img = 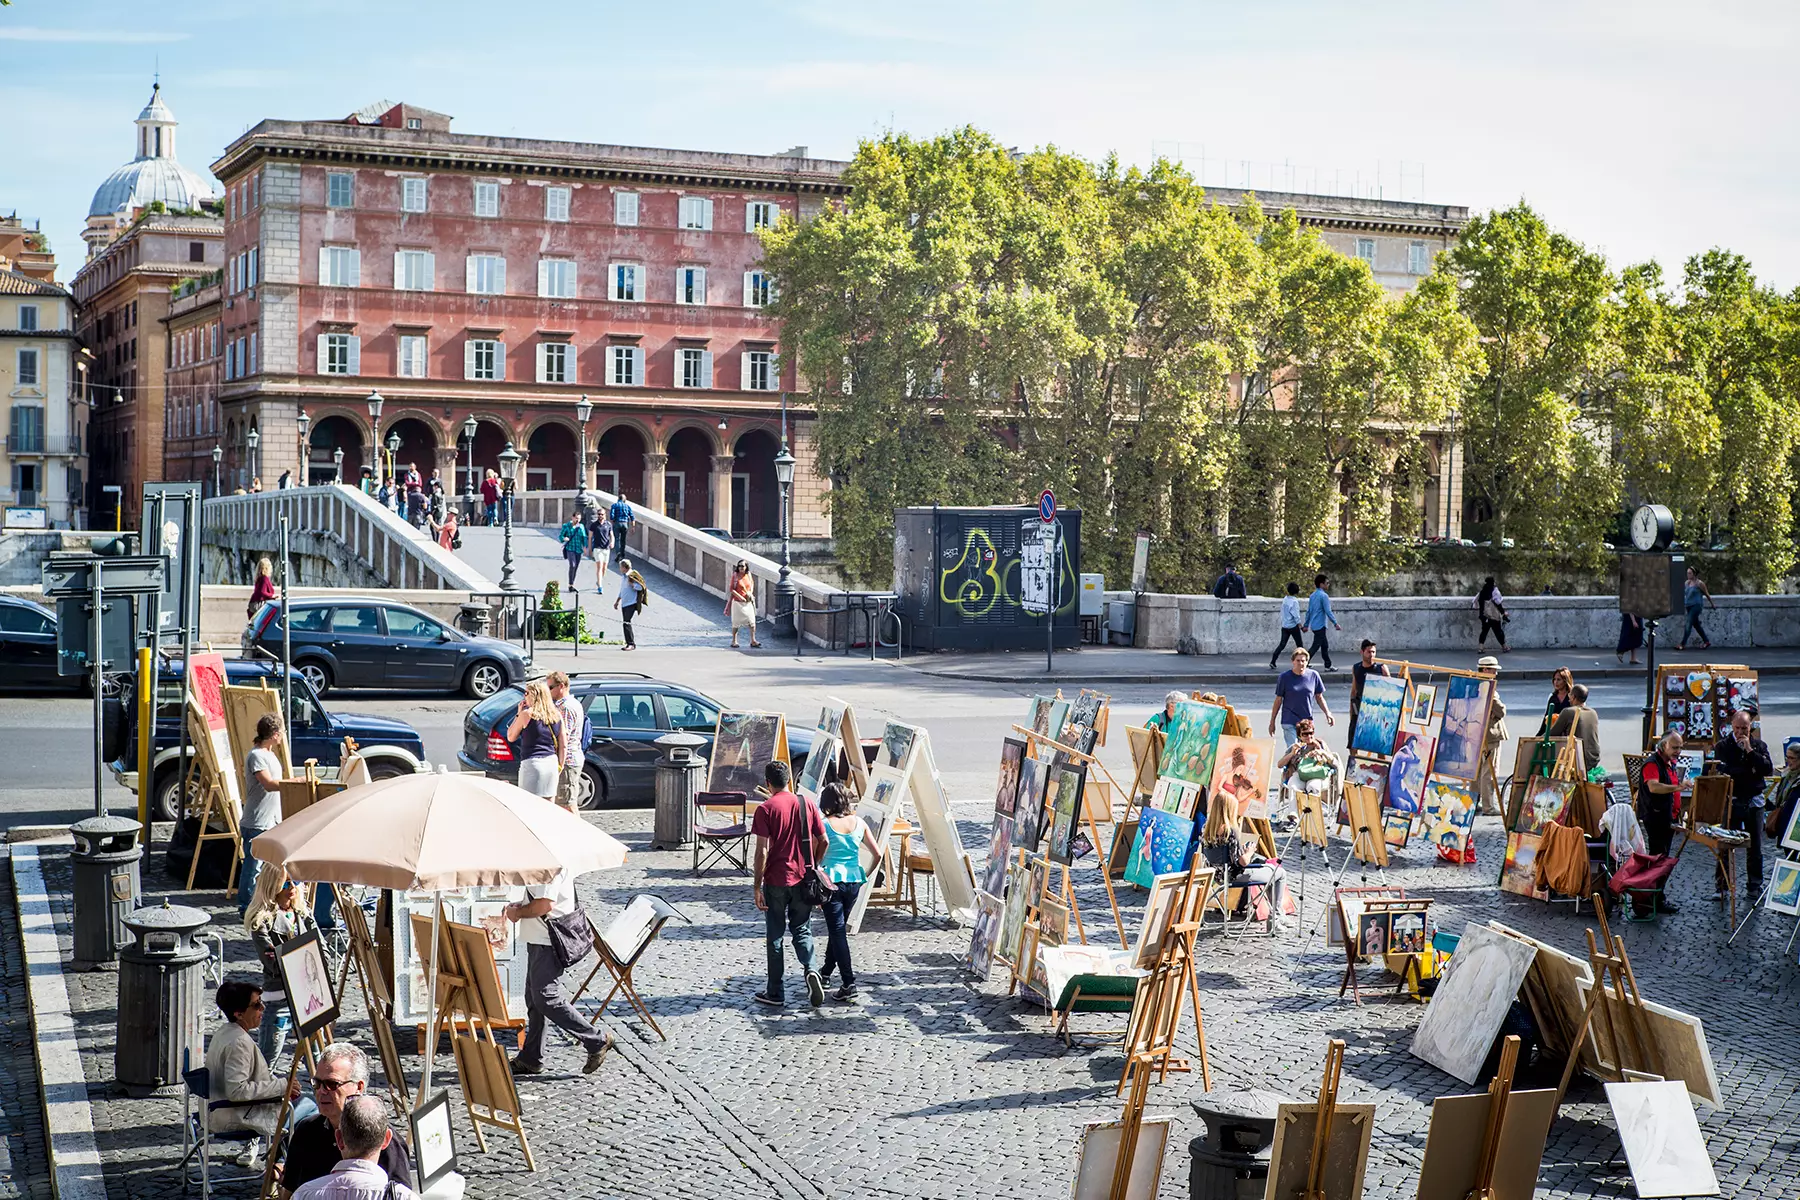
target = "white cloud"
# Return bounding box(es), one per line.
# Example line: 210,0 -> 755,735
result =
0,27 -> 190,43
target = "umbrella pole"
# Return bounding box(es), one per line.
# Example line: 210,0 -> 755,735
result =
422,893 -> 440,1099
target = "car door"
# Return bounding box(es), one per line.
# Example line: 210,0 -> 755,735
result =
285,685 -> 337,767
0,604 -> 59,688
590,690 -> 665,800
323,605 -> 388,689
381,607 -> 461,690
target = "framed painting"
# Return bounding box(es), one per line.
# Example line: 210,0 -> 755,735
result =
1351,674 -> 1407,757
1063,689 -> 1106,756
1434,675 -> 1493,780
980,814 -> 1014,896
1407,683 -> 1437,728
707,711 -> 787,797
275,927 -> 339,1040
796,731 -> 838,800
410,1089 -> 459,1192
1013,757 -> 1051,850
1357,910 -> 1390,958
1500,832 -> 1547,898
1781,800 -> 1800,854
1514,777 -> 1573,836
1385,732 -> 1434,814
878,720 -> 921,773
1767,860 -> 1800,915
1029,696 -> 1054,738
1389,909 -> 1428,955
1425,777 -> 1477,863
965,891 -> 1004,979
1156,700 -> 1229,789
1382,809 -> 1413,849
1046,763 -> 1087,865
1211,735 -> 1274,821
993,737 -> 1025,818
997,858 -> 1031,965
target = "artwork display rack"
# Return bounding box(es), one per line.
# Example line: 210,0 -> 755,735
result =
1336,896 -> 1432,1005
1011,722 -> 1129,947
1187,693 -> 1279,857
1555,899 -> 1661,1108
1651,663 -> 1757,752
183,703 -> 243,892
1115,856 -> 1212,1095
1007,852 -> 1084,998
1498,735 -> 1592,910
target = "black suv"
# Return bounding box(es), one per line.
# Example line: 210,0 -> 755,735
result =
244,598 -> 529,699
0,593 -> 89,693
114,658 -> 428,820
459,673 -> 819,808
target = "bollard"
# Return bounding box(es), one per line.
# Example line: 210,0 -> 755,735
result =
70,815 -> 143,968
116,903 -> 211,1094
1188,1089 -> 1290,1200
652,732 -> 708,850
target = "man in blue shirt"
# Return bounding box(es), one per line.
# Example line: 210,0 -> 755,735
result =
1268,648 -> 1335,750
1305,573 -> 1341,670
608,497 -> 635,562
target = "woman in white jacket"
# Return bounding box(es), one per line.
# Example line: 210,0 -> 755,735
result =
205,980 -> 307,1163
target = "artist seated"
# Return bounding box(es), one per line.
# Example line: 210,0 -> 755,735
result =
1199,790 -> 1290,924
280,1043 -> 414,1197
1278,719 -> 1339,798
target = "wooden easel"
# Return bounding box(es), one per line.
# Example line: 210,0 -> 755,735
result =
1331,782 -> 1389,893
1554,899 -> 1661,1108
1297,1038 -> 1346,1200
183,705 -> 242,891
256,1025 -> 332,1199
331,884 -> 410,1119
1115,857 -> 1212,1094
1336,897 -> 1431,1005
1467,1035 -> 1522,1200
1012,723 -> 1128,947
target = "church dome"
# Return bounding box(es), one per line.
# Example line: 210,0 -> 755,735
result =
86,83 -> 218,219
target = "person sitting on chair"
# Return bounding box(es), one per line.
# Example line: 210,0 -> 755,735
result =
1199,788 -> 1290,925
289,1094 -> 417,1200
1277,718 -> 1338,799
204,980 -> 306,1168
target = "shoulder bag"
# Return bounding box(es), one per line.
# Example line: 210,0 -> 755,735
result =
796,797 -> 835,907
545,904 -> 596,970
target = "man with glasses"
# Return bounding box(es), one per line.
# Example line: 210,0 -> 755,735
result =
280,1044 -> 413,1196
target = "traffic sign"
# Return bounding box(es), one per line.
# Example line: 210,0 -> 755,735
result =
1038,489 -> 1056,524
42,555 -> 167,598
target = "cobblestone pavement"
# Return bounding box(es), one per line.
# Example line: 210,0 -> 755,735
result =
14,762 -> 1800,1199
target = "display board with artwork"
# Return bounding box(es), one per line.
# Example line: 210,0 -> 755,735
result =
1653,663 -> 1757,749
706,711 -> 790,797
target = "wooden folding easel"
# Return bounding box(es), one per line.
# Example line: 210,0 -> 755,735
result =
330,884 -> 409,1120
1011,722 -> 1127,947
1336,897 -> 1432,1005
1115,857 -> 1212,1095
1297,1038 -> 1346,1200
183,705 -> 243,891
1467,1036 -> 1523,1200
256,1025 -> 333,1199
222,680 -> 295,778
1554,899 -> 1661,1108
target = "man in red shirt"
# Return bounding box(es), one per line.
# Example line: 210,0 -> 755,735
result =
751,761 -> 828,1007
1637,731 -> 1684,914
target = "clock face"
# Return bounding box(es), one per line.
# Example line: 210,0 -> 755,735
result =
1631,506 -> 1657,551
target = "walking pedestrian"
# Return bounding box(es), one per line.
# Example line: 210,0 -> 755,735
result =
1268,648 -> 1333,751
558,511 -> 589,588
1304,574 -> 1341,670
1476,576 -> 1510,651
547,671 -> 586,814
1213,563 -> 1247,599
1474,655 -> 1509,815
237,714 -> 286,914
506,680 -> 563,800
614,559 -> 647,650
1713,708 -> 1772,896
1538,666 -> 1574,735
816,782 -> 881,1002
589,516 -> 613,591
1616,612 -> 1644,665
501,873 -> 612,1076
608,494 -> 635,561
1678,566 -> 1716,649
751,761 -> 828,1008
248,557 -> 277,620
726,561 -> 762,649
1267,582 -> 1305,670
244,868 -> 316,1065
1637,732 -> 1684,913
480,469 -> 501,526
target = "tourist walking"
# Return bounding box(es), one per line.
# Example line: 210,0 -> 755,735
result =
547,671 -> 586,814
1199,787 -> 1289,924
1637,732 -> 1684,913
1616,611 -> 1644,664
1267,582 -> 1305,670
558,511 -> 589,588
1538,666 -> 1574,735
1548,684 -> 1603,777
1474,656 -> 1509,815
816,782 -> 881,1002
480,469 -> 501,525
1347,639 -> 1390,749
501,873 -> 612,1076
1713,708 -> 1772,894
1268,648 -> 1333,751
507,680 -> 563,800
751,761 -> 828,1008
614,559 -> 646,650
1213,563 -> 1247,599
248,557 -> 277,619
1476,576 -> 1510,651
429,508 -> 458,552
1679,566 -> 1715,650
1305,574 -> 1340,670
589,515 -> 613,590
608,495 -> 635,560
237,715 -> 286,913
726,561 -> 762,649
244,867 -> 317,1064
281,1044 -> 415,1196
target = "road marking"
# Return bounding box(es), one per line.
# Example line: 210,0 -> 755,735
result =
9,842 -> 107,1200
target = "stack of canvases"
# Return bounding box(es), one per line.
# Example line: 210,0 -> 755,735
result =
1499,775 -> 1581,899
1341,665 -> 1497,865
1125,698 -> 1274,891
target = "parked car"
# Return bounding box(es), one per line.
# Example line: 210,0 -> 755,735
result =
243,597 -> 529,698
113,657 -> 427,820
696,527 -> 734,541
460,673 -> 840,808
0,594 -> 86,693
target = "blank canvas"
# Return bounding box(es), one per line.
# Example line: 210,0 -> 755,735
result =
1415,1088 -> 1557,1200
1605,1080 -> 1719,1198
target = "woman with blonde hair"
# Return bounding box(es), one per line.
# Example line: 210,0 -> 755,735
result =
507,678 -> 564,798
248,557 -> 277,619
1199,786 -> 1289,925
243,864 -> 317,1064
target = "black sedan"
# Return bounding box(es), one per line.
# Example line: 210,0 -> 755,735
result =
0,593 -> 86,692
459,673 -> 822,808
244,598 -> 529,698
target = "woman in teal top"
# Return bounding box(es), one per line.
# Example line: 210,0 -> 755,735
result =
816,782 -> 882,1002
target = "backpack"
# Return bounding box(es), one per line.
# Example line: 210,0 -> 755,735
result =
580,713 -> 594,751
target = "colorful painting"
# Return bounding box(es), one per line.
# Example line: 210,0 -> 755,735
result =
1665,673 -> 1686,694
1156,700 -> 1229,789
1211,736 -> 1274,821
1385,732 -> 1433,814
1382,809 -> 1413,849
997,860 -> 1031,965
1125,806 -> 1195,890
1345,759 -> 1388,794
1781,801 -> 1800,854
1686,671 -> 1711,700
1352,674 -> 1407,757
980,815 -> 1014,896
878,720 -> 921,771
1389,910 -> 1427,954
1013,757 -> 1050,849
1500,831 -> 1547,898
817,700 -> 847,735
1768,860 -> 1800,915
1435,676 -> 1494,780
1685,701 -> 1714,741
1407,684 -> 1437,728
1357,911 -> 1390,958
1046,764 -> 1087,865
708,711 -> 786,797
1666,697 -> 1687,718
965,891 -> 1003,979
993,737 -> 1025,818
1150,776 -> 1201,819
1726,677 -> 1758,712
1515,776 -> 1573,836
1029,697 -> 1055,738
1425,777 -> 1477,864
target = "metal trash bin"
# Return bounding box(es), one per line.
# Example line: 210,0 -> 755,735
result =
70,815 -> 142,968
458,602 -> 492,637
1189,1089 -> 1289,1200
116,903 -> 211,1093
652,732 -> 707,850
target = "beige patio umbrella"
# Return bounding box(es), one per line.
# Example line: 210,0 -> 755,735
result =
252,768 -> 628,1097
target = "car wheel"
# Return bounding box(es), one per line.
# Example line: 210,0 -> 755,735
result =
366,759 -> 411,782
578,766 -> 605,810
153,764 -> 201,823
297,659 -> 332,697
464,660 -> 506,699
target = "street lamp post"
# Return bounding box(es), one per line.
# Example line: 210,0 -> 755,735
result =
296,409 -> 310,486
497,441 -> 520,593
332,447 -> 344,484
366,391 -> 385,490
210,443 -> 222,497
773,442 -> 797,637
575,395 -> 593,490
246,426 -> 260,489
461,415 -> 478,522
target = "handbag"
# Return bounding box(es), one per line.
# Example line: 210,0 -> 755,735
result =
545,907 -> 596,970
796,796 -> 835,906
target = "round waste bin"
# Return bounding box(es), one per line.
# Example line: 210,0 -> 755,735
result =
652,732 -> 707,850
70,815 -> 142,968
458,602 -> 493,637
1189,1089 -> 1290,1200
116,903 -> 211,1094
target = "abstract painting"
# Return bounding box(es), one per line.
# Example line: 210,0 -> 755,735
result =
1725,676 -> 1757,713
997,860 -> 1030,966
1767,859 -> 1800,915
1425,777 -> 1477,863
1124,806 -> 1195,890
1382,809 -> 1413,849
1013,757 -> 1050,850
1344,759 -> 1388,795
980,815 -> 1013,896
1435,675 -> 1494,780
1411,923 -> 1538,1084
878,720 -> 920,771
993,737 -> 1025,817
1605,1080 -> 1720,1198
1211,736 -> 1274,821
1352,673 -> 1407,757
1407,683 -> 1437,728
708,711 -> 785,797
1386,732 -> 1433,814
1514,777 -> 1573,836
965,891 -> 1004,980
1500,832 -> 1546,898
1157,700 -> 1229,789
1046,763 -> 1087,865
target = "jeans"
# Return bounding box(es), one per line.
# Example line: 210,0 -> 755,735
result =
1718,799 -> 1765,888
1683,606 -> 1709,646
818,880 -> 861,987
484,501 -> 498,526
1267,626 -> 1304,668
258,1009 -> 291,1065
519,941 -> 605,1066
1308,626 -> 1332,669
1277,723 -> 1299,751
612,522 -> 629,559
565,550 -> 583,587
236,826 -> 272,913
762,882 -> 816,999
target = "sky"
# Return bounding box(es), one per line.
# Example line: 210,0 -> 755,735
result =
4,0 -> 1798,288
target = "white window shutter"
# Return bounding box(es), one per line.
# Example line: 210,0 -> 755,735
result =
702,197 -> 714,230
494,341 -> 506,380
393,250 -> 406,288
743,272 -> 754,306
349,249 -> 361,287
699,350 -> 713,388
675,269 -> 686,303
535,342 -> 548,383
632,347 -> 645,385
318,247 -> 330,285
740,351 -> 752,391
465,255 -> 477,293
347,336 -> 361,376
315,334 -> 327,373
464,338 -> 477,380
566,263 -> 578,298
494,259 -> 506,295
693,267 -> 706,304
746,204 -> 757,233
538,260 -> 550,298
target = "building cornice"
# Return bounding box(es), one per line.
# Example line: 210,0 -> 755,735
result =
218,376 -> 815,414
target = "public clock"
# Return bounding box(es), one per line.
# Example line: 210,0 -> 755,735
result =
1630,503 -> 1675,552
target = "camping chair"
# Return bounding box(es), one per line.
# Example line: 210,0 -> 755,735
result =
693,791 -> 751,874
178,1048 -> 266,1198
571,894 -> 688,1040
1050,973 -> 1143,1048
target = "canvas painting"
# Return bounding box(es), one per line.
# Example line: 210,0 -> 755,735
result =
1150,776 -> 1200,819
1666,696 -> 1686,719
965,891 -> 1004,980
1515,776 -> 1573,836
1665,672 -> 1686,694
1726,677 -> 1757,713
1046,698 -> 1072,744
1386,732 -> 1433,813
1781,801 -> 1800,854
1358,911 -> 1390,957
1382,809 -> 1413,849
1344,759 -> 1388,795
980,815 -> 1014,896
275,927 -> 339,1039
1605,1081 -> 1720,1198
1028,898 -> 1070,995
1767,859 -> 1800,915
1500,832 -> 1547,898
1411,923 -> 1539,1084
1407,683 -> 1437,728
1029,696 -> 1054,737
993,737 -> 1025,817
1046,764 -> 1087,865
797,731 -> 838,799
817,699 -> 846,735
1390,910 -> 1427,954
1124,806 -> 1195,890
1435,676 -> 1493,779
1425,778 -> 1476,862
708,711 -> 785,797
1070,1117 -> 1172,1200
1352,673 -> 1407,757
1211,735 -> 1274,821
1157,700 -> 1229,789
997,860 -> 1030,965
847,764 -> 909,934
1687,670 -> 1711,699
1013,757 -> 1050,849
878,720 -> 921,771
1063,688 -> 1105,755
1133,870 -> 1191,968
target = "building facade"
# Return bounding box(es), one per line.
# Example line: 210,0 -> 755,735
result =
161,275 -> 224,492
0,213 -> 60,284
1,266 -> 86,527
206,102 -> 846,535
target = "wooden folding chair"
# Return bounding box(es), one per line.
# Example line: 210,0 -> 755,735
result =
570,894 -> 687,1040
693,791 -> 751,873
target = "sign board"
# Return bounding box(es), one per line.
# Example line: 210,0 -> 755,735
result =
1038,488 -> 1056,524
41,555 -> 167,598
1618,553 -> 1684,620
1019,518 -> 1055,616
3,506 -> 47,530
141,484 -> 203,639
56,595 -> 136,675
1130,532 -> 1151,594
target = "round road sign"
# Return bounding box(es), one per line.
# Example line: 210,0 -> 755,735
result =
1038,489 -> 1056,524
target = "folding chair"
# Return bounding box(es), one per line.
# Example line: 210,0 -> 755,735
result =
1201,869 -> 1276,939
1050,973 -> 1143,1048
902,833 -> 940,915
693,790 -> 750,873
571,894 -> 688,1040
178,1048 -> 266,1198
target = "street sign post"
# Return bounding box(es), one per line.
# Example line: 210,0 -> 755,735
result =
42,555 -> 167,597
1038,490 -> 1058,673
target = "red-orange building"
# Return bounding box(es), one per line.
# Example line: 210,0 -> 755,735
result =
207,102 -> 844,534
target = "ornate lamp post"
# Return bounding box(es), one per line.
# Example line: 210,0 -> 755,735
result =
296,409 -> 310,486
575,394 -> 593,489
773,442 -> 797,637
366,390 -> 385,490
245,425 -> 260,488
461,415 -> 478,521
332,446 -> 344,484
210,443 -> 222,497
497,441 -> 520,592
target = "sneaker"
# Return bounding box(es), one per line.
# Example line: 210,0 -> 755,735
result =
834,984 -> 859,1002
511,1059 -> 544,1075
752,991 -> 784,1007
583,1033 -> 614,1074
1712,889 -> 1726,901
1657,900 -> 1681,915
237,1138 -> 265,1168
806,971 -> 825,1007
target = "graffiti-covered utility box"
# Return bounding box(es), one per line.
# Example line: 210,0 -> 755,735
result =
893,505 -> 1082,652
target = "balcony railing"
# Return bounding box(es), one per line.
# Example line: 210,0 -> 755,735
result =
3,435 -> 82,456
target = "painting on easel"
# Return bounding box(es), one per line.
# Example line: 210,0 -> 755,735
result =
1385,733 -> 1433,814
994,737 -> 1025,817
1013,757 -> 1050,850
708,711 -> 787,797
1434,675 -> 1493,780
980,815 -> 1014,896
1124,806 -> 1194,890
1157,700 -> 1228,789
1046,764 -> 1087,865
1210,736 -> 1273,821
1350,674 -> 1407,757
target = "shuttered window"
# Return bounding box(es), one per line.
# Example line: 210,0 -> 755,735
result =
318,333 -> 360,376
614,191 -> 639,226
678,196 -> 713,230
609,346 -> 643,386
675,267 -> 706,305
465,338 -> 503,381
467,255 -> 506,295
679,348 -> 713,389
545,187 -> 571,221
538,259 -> 577,298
